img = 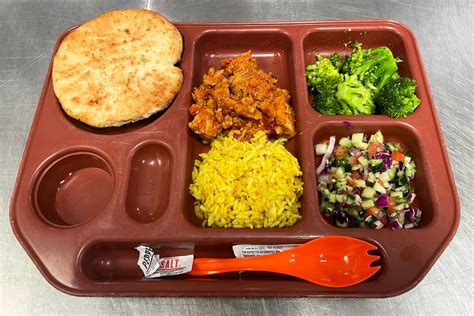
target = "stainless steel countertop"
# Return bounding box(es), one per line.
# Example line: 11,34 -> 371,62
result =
0,0 -> 472,314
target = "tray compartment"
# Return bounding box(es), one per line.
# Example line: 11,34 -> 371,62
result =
311,121 -> 435,228
125,141 -> 174,223
183,131 -> 304,228
302,24 -> 418,116
79,238 -> 386,290
191,29 -> 295,89
183,29 -> 305,229
33,150 -> 114,227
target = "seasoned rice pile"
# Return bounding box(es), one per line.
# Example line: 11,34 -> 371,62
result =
189,131 -> 303,228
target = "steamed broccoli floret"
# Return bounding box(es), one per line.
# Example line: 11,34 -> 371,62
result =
336,75 -> 375,115
306,56 -> 343,93
342,44 -> 399,97
306,56 -> 344,114
306,55 -> 376,115
328,52 -> 345,71
377,77 -> 420,118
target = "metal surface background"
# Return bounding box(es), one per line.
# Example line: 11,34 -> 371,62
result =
0,0 -> 472,315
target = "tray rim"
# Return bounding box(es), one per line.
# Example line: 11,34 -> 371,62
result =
9,18 -> 460,298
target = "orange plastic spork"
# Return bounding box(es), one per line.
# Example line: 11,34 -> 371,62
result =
188,236 -> 381,287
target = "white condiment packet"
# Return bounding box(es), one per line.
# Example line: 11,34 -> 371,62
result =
135,245 -> 193,278
232,244 -> 301,258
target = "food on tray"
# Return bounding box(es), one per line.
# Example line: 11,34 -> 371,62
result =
52,9 -> 183,127
377,77 -> 421,118
189,131 -> 303,228
189,51 -> 296,142
305,43 -> 420,117
315,130 -> 422,229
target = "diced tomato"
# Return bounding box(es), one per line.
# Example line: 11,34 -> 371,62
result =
388,196 -> 397,207
387,196 -> 397,214
391,151 -> 405,162
387,208 -> 397,215
367,142 -> 381,157
352,171 -> 362,180
347,177 -> 356,187
366,207 -> 380,218
334,146 -> 347,160
377,179 -> 384,186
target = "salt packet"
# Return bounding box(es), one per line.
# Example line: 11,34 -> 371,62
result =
135,245 -> 193,278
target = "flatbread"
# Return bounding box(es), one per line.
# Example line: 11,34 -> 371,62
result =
52,9 -> 183,127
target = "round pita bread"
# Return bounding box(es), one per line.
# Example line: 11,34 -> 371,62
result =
52,9 -> 183,127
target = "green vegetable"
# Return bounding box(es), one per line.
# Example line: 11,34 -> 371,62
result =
306,56 -> 376,115
351,133 -> 364,143
335,75 -> 375,114
315,143 -> 328,155
328,52 -> 345,70
362,187 -> 376,199
339,137 -> 352,148
341,44 -> 399,97
354,141 -> 368,150
305,42 -> 420,119
305,57 -> 344,114
362,199 -> 375,209
377,77 -> 421,118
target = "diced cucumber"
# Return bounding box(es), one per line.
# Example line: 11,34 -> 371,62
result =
386,143 -> 396,152
396,197 -> 407,205
382,178 -> 391,189
354,179 -> 367,188
335,167 -> 345,179
335,182 -> 345,191
398,211 -> 406,224
368,172 -> 376,183
395,185 -> 408,193
387,168 -> 396,180
339,137 -> 352,148
347,208 -> 362,220
405,168 -> 415,178
362,187 -> 376,199
322,188 -> 331,198
374,182 -> 386,194
329,193 -> 336,203
345,195 -> 355,205
354,141 -> 369,150
380,171 -> 391,183
358,156 -> 368,167
315,143 -> 328,155
369,130 -> 384,144
351,133 -> 364,144
370,159 -> 383,166
362,199 -> 375,209
390,191 -> 404,198
336,194 -> 344,203
394,203 -> 406,211
320,200 -> 334,211
404,156 -> 412,164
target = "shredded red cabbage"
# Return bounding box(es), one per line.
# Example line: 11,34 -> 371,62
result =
375,194 -> 389,208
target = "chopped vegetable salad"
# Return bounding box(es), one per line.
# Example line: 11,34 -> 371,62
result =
315,131 -> 422,229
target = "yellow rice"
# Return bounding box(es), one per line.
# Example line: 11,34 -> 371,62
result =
189,132 -> 303,228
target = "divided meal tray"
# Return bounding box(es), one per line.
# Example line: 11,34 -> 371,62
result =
10,20 -> 460,297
